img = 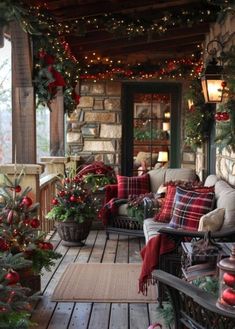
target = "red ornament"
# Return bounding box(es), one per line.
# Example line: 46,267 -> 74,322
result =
222,288 -> 235,306
0,237 -> 9,251
221,112 -> 230,121
223,272 -> 235,287
30,218 -> 40,228
15,185 -> 21,193
39,242 -> 54,250
70,195 -> 76,202
52,198 -> 59,205
221,81 -> 227,88
21,196 -> 33,208
59,190 -> 65,197
4,270 -> 20,285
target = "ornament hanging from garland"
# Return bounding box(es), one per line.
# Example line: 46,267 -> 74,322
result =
215,112 -> 230,121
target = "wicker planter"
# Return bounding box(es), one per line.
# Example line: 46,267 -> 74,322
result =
56,218 -> 93,246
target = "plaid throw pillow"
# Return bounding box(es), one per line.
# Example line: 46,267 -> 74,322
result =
169,187 -> 215,231
154,185 -> 177,223
155,184 -> 214,223
117,174 -> 150,199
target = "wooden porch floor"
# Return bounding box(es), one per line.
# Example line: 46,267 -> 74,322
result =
30,229 -> 168,329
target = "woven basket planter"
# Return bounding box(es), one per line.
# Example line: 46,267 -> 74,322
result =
56,219 -> 93,246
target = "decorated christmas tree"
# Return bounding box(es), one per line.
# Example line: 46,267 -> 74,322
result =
0,252 -> 35,329
0,172 -> 61,276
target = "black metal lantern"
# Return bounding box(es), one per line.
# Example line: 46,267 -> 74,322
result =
201,58 -> 224,103
201,39 -> 225,103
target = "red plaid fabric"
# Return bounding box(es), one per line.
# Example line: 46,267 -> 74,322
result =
155,184 -> 214,223
154,185 -> 177,223
104,184 -> 118,203
169,187 -> 215,231
117,174 -> 150,199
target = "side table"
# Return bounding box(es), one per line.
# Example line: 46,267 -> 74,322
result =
181,242 -> 233,281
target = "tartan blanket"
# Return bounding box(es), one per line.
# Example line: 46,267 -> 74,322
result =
99,198 -> 127,225
139,233 -> 176,295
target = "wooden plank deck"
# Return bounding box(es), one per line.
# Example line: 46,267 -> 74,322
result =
30,230 -> 169,329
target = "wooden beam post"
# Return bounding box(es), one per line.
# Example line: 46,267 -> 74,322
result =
49,87 -> 65,156
11,21 -> 36,164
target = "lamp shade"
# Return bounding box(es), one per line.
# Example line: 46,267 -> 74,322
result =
201,59 -> 224,103
163,122 -> 170,131
158,151 -> 168,163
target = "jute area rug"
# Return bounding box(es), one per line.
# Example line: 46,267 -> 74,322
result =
52,263 -> 156,303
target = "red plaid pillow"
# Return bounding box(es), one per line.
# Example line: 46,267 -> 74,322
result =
155,184 -> 214,223
155,185 -> 177,223
117,174 -> 150,199
169,187 -> 215,231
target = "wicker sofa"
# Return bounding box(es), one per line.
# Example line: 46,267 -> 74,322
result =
143,174 -> 235,305
144,174 -> 235,243
102,168 -> 197,239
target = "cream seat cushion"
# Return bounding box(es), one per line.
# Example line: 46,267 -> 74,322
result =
215,180 -> 235,229
143,217 -> 168,243
198,208 -> 225,232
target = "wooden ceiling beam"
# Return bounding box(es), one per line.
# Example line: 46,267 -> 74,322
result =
68,23 -> 210,48
72,37 -> 203,58
47,0 -> 199,21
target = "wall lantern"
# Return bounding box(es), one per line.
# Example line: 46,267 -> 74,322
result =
201,39 -> 225,103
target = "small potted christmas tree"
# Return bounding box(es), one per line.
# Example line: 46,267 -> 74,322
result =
0,252 -> 35,329
0,173 -> 61,293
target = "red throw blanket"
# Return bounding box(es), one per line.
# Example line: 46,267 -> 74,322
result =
139,233 -> 176,295
98,197 -> 127,225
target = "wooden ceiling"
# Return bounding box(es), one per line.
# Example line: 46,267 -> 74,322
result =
23,0 -> 222,65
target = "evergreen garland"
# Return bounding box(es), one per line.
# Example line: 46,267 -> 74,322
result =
215,46 -> 235,152
184,79 -> 214,149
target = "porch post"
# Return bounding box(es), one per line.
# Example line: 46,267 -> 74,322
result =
49,86 -> 65,156
11,21 -> 36,164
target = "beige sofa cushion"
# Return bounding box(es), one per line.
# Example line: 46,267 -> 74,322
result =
204,174 -> 220,187
143,218 -> 168,243
215,180 -> 235,229
148,168 -> 196,193
198,208 -> 225,232
148,168 -> 167,193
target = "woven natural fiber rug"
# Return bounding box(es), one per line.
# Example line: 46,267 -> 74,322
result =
52,263 -> 156,303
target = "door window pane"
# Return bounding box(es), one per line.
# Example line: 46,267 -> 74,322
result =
133,93 -> 170,175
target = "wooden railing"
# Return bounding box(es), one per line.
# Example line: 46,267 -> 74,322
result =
39,173 -> 60,234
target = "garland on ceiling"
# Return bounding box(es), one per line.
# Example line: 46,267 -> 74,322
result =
0,0 -> 234,114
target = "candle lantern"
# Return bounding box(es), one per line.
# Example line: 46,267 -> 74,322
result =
217,245 -> 235,312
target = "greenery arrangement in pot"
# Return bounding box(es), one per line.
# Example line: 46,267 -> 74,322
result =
46,172 -> 100,246
76,161 -> 116,193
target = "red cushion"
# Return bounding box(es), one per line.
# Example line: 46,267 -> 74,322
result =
117,174 -> 150,199
169,186 -> 215,231
155,184 -> 214,223
154,185 -> 177,223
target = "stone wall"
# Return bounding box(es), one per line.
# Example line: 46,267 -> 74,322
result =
66,79 -> 195,173
196,13 -> 235,184
66,81 -> 122,172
